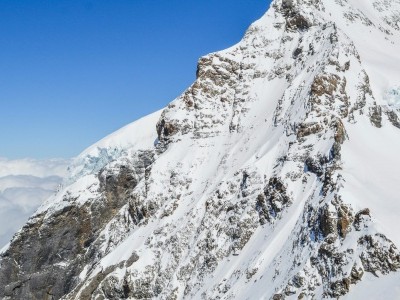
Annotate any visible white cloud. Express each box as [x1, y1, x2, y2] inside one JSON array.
[[0, 158, 71, 248], [0, 157, 70, 178]]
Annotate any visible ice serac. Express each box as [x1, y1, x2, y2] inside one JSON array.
[[1, 0, 400, 299]]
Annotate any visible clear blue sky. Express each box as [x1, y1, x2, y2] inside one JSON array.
[[1, 0, 271, 159]]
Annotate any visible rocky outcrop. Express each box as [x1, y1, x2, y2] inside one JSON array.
[[0, 151, 156, 300], [256, 177, 292, 224], [359, 234, 400, 275]]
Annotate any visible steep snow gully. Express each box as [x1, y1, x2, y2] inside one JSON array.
[[1, 0, 400, 299]]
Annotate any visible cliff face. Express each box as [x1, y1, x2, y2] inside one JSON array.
[[1, 0, 400, 299]]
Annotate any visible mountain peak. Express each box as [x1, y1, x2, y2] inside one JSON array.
[[1, 1, 400, 299]]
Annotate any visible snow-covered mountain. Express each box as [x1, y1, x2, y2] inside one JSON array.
[[0, 158, 70, 249], [1, 0, 400, 299]]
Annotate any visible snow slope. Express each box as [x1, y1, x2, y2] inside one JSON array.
[[1, 0, 400, 299], [37, 110, 162, 214]]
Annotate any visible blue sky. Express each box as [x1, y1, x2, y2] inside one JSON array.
[[1, 0, 270, 159]]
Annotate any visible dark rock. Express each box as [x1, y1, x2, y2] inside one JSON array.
[[305, 157, 324, 177], [126, 252, 140, 268], [369, 105, 382, 128], [319, 205, 337, 237], [386, 110, 400, 128], [256, 177, 292, 224], [287, 14, 311, 31], [337, 204, 353, 238], [350, 264, 364, 283], [311, 74, 340, 97], [293, 47, 303, 59], [279, 0, 311, 31], [333, 119, 347, 144], [297, 122, 323, 138], [156, 118, 179, 141], [273, 293, 285, 300], [359, 234, 400, 275], [330, 277, 351, 297], [354, 208, 371, 231], [281, 0, 293, 10]]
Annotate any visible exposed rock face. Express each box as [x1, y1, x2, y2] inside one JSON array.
[[1, 0, 400, 299]]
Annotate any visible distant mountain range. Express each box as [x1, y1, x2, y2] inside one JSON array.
[[0, 158, 70, 248]]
